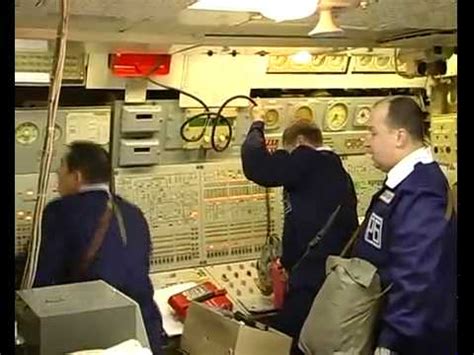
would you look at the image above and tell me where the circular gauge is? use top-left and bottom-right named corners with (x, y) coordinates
top-left (328, 55), bottom-right (344, 67)
top-left (295, 106), bottom-right (314, 122)
top-left (359, 56), bottom-right (373, 67)
top-left (272, 55), bottom-right (288, 68)
top-left (16, 122), bottom-right (39, 145)
top-left (312, 55), bottom-right (326, 67)
top-left (54, 124), bottom-right (62, 141)
top-left (375, 56), bottom-right (391, 69)
top-left (326, 103), bottom-right (349, 131)
top-left (355, 106), bottom-right (371, 126)
top-left (264, 109), bottom-right (280, 128)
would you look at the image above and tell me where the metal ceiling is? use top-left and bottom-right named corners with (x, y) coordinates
top-left (15, 0), bottom-right (457, 50)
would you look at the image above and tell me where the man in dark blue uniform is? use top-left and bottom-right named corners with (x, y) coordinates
top-left (241, 107), bottom-right (359, 353)
top-left (34, 142), bottom-right (165, 354)
top-left (352, 97), bottom-right (456, 355)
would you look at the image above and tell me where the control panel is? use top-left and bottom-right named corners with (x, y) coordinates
top-left (430, 113), bottom-right (457, 166)
top-left (115, 160), bottom-right (283, 272)
top-left (201, 162), bottom-right (283, 264)
top-left (341, 155), bottom-right (385, 217)
top-left (15, 107), bottom-right (111, 174)
top-left (15, 174), bottom-right (59, 256)
top-left (115, 164), bottom-right (202, 271)
top-left (205, 260), bottom-right (274, 313)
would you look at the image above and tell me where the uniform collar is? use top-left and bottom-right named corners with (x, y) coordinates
top-left (79, 183), bottom-right (111, 197)
top-left (385, 146), bottom-right (434, 189)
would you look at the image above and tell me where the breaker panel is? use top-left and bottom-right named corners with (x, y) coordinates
top-left (114, 160), bottom-right (283, 272)
top-left (15, 107), bottom-right (112, 256)
top-left (114, 165), bottom-right (202, 270)
top-left (15, 107), bottom-right (111, 174)
top-left (15, 174), bottom-right (59, 256)
top-left (341, 155), bottom-right (385, 217)
top-left (430, 113), bottom-right (457, 186)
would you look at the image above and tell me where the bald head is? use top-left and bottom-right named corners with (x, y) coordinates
top-left (374, 96), bottom-right (428, 143)
top-left (366, 97), bottom-right (427, 172)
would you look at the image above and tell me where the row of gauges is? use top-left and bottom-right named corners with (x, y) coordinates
top-left (15, 122), bottom-right (62, 145)
top-left (263, 104), bottom-right (371, 131)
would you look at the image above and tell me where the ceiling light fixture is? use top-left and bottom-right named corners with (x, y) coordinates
top-left (189, 0), bottom-right (319, 21)
top-left (308, 0), bottom-right (361, 36)
top-left (290, 50), bottom-right (313, 64)
top-left (260, 0), bottom-right (319, 22)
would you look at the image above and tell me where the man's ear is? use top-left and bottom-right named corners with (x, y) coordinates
top-left (72, 170), bottom-right (84, 185)
top-left (395, 128), bottom-right (410, 148)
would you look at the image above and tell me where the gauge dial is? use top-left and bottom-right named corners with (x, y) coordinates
top-left (272, 55), bottom-right (288, 68)
top-left (264, 109), bottom-right (280, 129)
top-left (295, 106), bottom-right (314, 122)
top-left (359, 56), bottom-right (373, 67)
top-left (326, 104), bottom-right (349, 131)
top-left (16, 122), bottom-right (39, 145)
top-left (355, 106), bottom-right (371, 126)
top-left (312, 55), bottom-right (326, 67)
top-left (328, 55), bottom-right (345, 67)
top-left (375, 56), bottom-right (391, 69)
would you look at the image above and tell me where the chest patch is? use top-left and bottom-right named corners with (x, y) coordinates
top-left (379, 189), bottom-right (395, 204)
top-left (364, 212), bottom-right (384, 249)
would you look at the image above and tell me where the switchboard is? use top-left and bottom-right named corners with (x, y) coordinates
top-left (201, 162), bottom-right (283, 264)
top-left (341, 155), bottom-right (385, 217)
top-left (114, 161), bottom-right (283, 272)
top-left (205, 260), bottom-right (274, 313)
top-left (114, 165), bottom-right (202, 271)
top-left (15, 107), bottom-right (111, 174)
top-left (430, 113), bottom-right (457, 166)
top-left (15, 174), bottom-right (59, 256)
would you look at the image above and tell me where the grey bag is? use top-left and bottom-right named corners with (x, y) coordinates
top-left (298, 182), bottom-right (455, 355)
top-left (298, 225), bottom-right (390, 355)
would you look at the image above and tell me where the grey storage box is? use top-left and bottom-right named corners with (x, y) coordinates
top-left (181, 302), bottom-right (292, 355)
top-left (119, 138), bottom-right (160, 166)
top-left (15, 280), bottom-right (150, 355)
top-left (121, 105), bottom-right (162, 133)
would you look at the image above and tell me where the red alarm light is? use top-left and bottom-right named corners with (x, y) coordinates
top-left (109, 53), bottom-right (171, 77)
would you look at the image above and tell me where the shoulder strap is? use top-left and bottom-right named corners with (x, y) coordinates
top-left (73, 197), bottom-right (128, 281)
top-left (445, 182), bottom-right (455, 220)
top-left (74, 199), bottom-right (114, 280)
top-left (290, 205), bottom-right (341, 273)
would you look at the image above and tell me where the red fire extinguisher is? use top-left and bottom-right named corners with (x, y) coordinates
top-left (270, 258), bottom-right (287, 310)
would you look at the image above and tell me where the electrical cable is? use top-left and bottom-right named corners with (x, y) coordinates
top-left (21, 0), bottom-right (71, 289)
top-left (143, 74), bottom-right (256, 152)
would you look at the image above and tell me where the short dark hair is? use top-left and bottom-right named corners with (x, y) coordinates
top-left (64, 141), bottom-right (111, 183)
top-left (375, 96), bottom-right (428, 142)
top-left (282, 120), bottom-right (323, 147)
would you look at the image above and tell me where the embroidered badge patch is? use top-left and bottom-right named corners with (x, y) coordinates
top-left (379, 189), bottom-right (395, 204)
top-left (364, 212), bottom-right (384, 249)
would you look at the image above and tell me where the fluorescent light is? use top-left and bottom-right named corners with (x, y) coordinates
top-left (15, 72), bottom-right (50, 84)
top-left (188, 0), bottom-right (261, 12)
top-left (189, 0), bottom-right (319, 21)
top-left (15, 39), bottom-right (49, 53)
top-left (260, 0), bottom-right (319, 22)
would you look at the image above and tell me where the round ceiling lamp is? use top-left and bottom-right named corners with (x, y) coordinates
top-left (260, 0), bottom-right (320, 22)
